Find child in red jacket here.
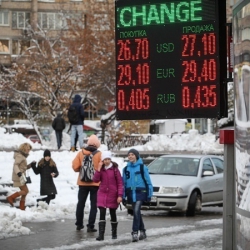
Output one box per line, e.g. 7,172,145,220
93,151,123,241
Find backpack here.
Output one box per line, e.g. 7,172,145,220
80,150,99,182
124,164,149,199
67,106,79,124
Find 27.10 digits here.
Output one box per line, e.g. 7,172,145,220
117,88,150,111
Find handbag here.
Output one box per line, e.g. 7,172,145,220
26,170,32,184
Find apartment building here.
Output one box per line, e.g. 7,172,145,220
0,0,111,66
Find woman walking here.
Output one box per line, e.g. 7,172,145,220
6,143,36,210
93,151,123,241
32,149,59,205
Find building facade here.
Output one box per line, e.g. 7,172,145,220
0,0,111,66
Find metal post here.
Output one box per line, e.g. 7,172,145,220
220,129,235,250
6,96,9,125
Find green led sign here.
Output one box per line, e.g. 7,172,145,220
115,0,227,120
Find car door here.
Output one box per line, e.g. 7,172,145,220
199,157,220,203
211,157,224,202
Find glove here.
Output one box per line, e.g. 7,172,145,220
17,172,22,177
122,199,127,207
31,161,36,168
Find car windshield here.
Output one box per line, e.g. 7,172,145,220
148,157,200,177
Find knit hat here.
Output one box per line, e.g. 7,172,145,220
44,149,51,158
101,151,112,161
87,134,101,148
127,148,140,160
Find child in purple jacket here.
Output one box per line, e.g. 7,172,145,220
92,151,123,241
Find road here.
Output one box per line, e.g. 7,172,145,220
0,207,222,250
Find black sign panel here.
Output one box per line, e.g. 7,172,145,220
115,0,227,120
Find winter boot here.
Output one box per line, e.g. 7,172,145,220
19,200,25,210
6,192,20,207
131,231,139,242
96,221,106,241
70,147,75,152
139,229,147,240
111,221,118,239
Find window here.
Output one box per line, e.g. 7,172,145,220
202,159,215,174
0,11,9,26
12,12,30,29
0,39,10,53
38,12,67,30
12,40,30,55
211,158,224,174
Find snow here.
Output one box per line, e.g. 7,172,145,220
0,127,224,247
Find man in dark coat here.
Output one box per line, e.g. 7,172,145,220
52,113,65,149
68,94,85,151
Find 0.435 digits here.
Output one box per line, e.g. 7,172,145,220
182,85,217,108
117,88,150,111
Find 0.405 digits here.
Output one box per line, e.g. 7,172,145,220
182,33,216,57
117,38,149,61
182,85,217,108
117,88,150,111
182,59,216,83
117,63,150,85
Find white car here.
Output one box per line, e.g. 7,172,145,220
129,154,224,216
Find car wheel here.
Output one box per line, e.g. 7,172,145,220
186,191,198,217
127,209,133,216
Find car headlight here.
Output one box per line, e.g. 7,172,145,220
160,187,183,194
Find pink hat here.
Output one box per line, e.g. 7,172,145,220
87,134,101,148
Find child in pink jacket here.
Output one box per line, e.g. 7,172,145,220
92,151,123,241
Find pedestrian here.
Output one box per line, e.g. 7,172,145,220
93,151,123,241
68,94,85,152
68,129,79,151
6,143,36,210
72,134,101,232
52,112,66,150
31,149,59,205
122,148,153,242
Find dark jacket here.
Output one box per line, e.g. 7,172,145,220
32,158,59,196
52,114,66,131
69,94,85,125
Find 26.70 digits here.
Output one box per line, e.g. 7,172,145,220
117,88,150,111
182,85,217,108
117,38,149,61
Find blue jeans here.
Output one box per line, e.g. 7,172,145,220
71,125,84,148
75,186,98,229
132,200,145,232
